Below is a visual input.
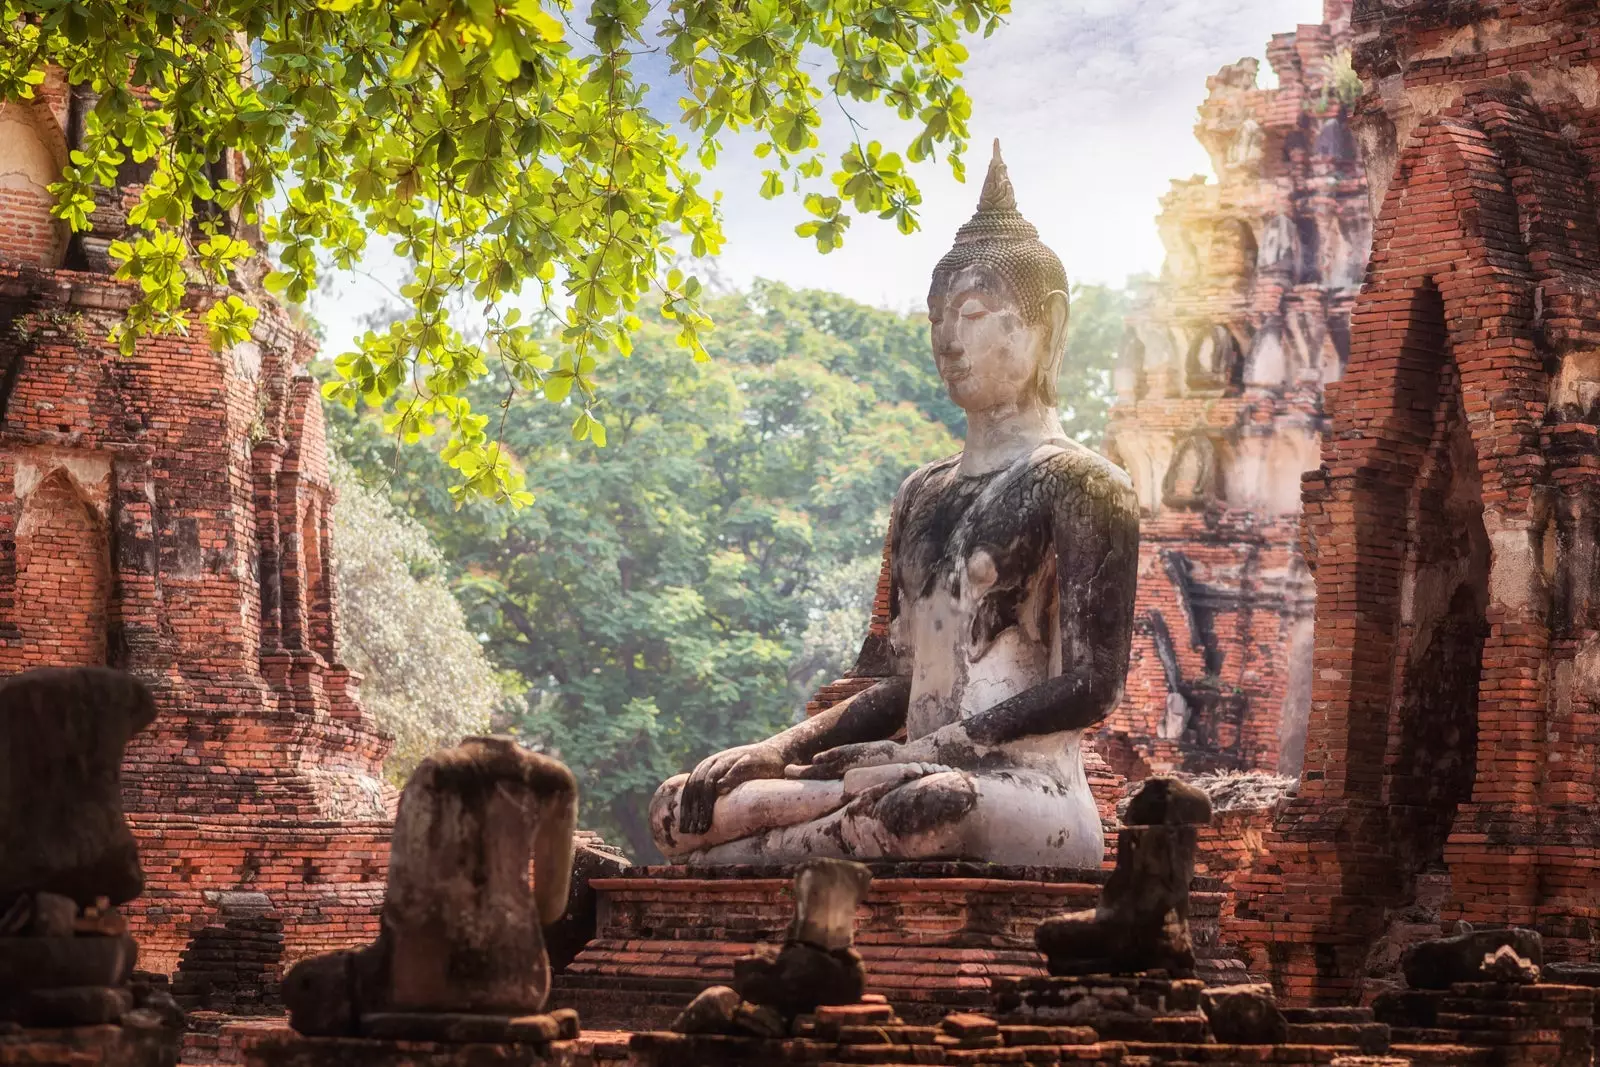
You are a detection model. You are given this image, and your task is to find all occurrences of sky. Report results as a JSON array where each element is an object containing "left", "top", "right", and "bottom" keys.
[{"left": 313, "top": 0, "right": 1327, "bottom": 351}]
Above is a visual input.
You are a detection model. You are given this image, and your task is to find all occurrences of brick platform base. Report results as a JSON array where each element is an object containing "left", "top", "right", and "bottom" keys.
[{"left": 548, "top": 864, "right": 1245, "bottom": 1028}]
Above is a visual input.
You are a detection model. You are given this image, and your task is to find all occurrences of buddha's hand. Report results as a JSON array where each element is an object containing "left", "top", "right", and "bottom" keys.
[
  {"left": 679, "top": 742, "right": 789, "bottom": 835},
  {"left": 785, "top": 739, "right": 903, "bottom": 780}
]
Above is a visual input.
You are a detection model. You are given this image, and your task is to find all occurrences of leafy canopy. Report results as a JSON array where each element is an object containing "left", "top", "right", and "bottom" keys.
[{"left": 1, "top": 0, "right": 1008, "bottom": 503}]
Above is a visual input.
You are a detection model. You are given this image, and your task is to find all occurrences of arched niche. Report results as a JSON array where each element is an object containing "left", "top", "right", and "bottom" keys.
[
  {"left": 1, "top": 468, "right": 110, "bottom": 671},
  {"left": 1209, "top": 218, "right": 1258, "bottom": 284},
  {"left": 1338, "top": 282, "right": 1489, "bottom": 907},
  {"left": 0, "top": 100, "right": 69, "bottom": 268},
  {"left": 1162, "top": 433, "right": 1220, "bottom": 510},
  {"left": 1185, "top": 323, "right": 1244, "bottom": 395}
]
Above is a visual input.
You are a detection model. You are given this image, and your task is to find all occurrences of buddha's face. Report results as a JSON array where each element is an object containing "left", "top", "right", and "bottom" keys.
[{"left": 928, "top": 266, "right": 1048, "bottom": 413}]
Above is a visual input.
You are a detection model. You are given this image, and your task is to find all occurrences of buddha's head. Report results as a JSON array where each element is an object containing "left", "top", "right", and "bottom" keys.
[{"left": 928, "top": 142, "right": 1070, "bottom": 414}]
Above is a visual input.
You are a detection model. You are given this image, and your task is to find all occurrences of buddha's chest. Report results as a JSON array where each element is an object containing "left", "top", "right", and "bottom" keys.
[{"left": 893, "top": 462, "right": 1056, "bottom": 610}]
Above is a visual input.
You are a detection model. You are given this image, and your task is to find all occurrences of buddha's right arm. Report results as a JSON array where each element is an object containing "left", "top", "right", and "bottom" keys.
[{"left": 769, "top": 675, "right": 912, "bottom": 764}]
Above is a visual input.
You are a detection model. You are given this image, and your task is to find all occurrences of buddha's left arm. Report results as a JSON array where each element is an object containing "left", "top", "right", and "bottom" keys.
[{"left": 960, "top": 464, "right": 1140, "bottom": 746}]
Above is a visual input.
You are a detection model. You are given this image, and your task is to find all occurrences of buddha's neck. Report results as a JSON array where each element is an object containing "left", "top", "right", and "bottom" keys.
[{"left": 960, "top": 401, "right": 1063, "bottom": 475}]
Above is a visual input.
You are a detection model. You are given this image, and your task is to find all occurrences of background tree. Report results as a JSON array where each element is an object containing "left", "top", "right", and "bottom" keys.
[
  {"left": 330, "top": 465, "right": 512, "bottom": 779},
  {"left": 329, "top": 278, "right": 1126, "bottom": 855},
  {"left": 1, "top": 0, "right": 1010, "bottom": 502}
]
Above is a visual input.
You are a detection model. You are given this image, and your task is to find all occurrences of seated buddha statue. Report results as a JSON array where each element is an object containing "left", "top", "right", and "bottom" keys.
[{"left": 649, "top": 143, "right": 1139, "bottom": 868}]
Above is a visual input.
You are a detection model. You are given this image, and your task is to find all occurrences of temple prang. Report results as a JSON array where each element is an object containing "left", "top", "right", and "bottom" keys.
[
  {"left": 10, "top": 0, "right": 1600, "bottom": 1062},
  {"left": 1101, "top": 0, "right": 1372, "bottom": 781}
]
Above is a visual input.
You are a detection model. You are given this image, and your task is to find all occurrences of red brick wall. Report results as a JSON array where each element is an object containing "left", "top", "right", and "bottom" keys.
[
  {"left": 0, "top": 77, "right": 398, "bottom": 969},
  {"left": 1229, "top": 0, "right": 1600, "bottom": 1003}
]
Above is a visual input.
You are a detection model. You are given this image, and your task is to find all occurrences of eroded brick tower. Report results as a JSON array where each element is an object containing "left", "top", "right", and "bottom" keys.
[
  {"left": 1230, "top": 0, "right": 1600, "bottom": 1003},
  {"left": 1101, "top": 0, "right": 1372, "bottom": 778},
  {"left": 0, "top": 71, "right": 392, "bottom": 971}
]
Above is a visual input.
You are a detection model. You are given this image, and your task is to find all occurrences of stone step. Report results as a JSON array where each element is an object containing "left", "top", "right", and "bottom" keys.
[
  {"left": 1284, "top": 1021, "right": 1390, "bottom": 1053},
  {"left": 1390, "top": 1043, "right": 1498, "bottom": 1066},
  {"left": 1282, "top": 1006, "right": 1375, "bottom": 1024}
]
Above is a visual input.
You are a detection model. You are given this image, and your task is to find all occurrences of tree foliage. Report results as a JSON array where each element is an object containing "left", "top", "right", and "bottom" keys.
[
  {"left": 330, "top": 463, "right": 511, "bottom": 780},
  {"left": 1, "top": 0, "right": 1009, "bottom": 502},
  {"left": 329, "top": 279, "right": 1126, "bottom": 855}
]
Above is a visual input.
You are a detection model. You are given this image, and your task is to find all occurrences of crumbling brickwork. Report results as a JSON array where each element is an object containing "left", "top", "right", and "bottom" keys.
[
  {"left": 0, "top": 77, "right": 393, "bottom": 974},
  {"left": 1101, "top": 0, "right": 1372, "bottom": 780},
  {"left": 1229, "top": 0, "right": 1600, "bottom": 1004}
]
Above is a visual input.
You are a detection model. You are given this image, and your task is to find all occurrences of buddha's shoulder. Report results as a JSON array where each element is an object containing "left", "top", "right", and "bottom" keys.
[
  {"left": 894, "top": 453, "right": 963, "bottom": 498},
  {"left": 1025, "top": 440, "right": 1137, "bottom": 506}
]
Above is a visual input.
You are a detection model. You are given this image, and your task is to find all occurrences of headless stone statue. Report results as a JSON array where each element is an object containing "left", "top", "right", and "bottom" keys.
[
  {"left": 281, "top": 737, "right": 578, "bottom": 1037},
  {"left": 650, "top": 143, "right": 1140, "bottom": 868}
]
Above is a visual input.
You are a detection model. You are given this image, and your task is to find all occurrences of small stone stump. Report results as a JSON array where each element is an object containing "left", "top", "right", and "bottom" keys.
[
  {"left": 0, "top": 667, "right": 183, "bottom": 1067},
  {"left": 264, "top": 738, "right": 581, "bottom": 1067},
  {"left": 669, "top": 859, "right": 873, "bottom": 1039},
  {"left": 1035, "top": 777, "right": 1211, "bottom": 978}
]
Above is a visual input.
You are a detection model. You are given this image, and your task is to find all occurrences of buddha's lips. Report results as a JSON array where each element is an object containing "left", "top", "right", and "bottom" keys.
[{"left": 941, "top": 361, "right": 972, "bottom": 382}]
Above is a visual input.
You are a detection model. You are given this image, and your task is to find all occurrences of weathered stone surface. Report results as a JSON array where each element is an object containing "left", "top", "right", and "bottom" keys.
[
  {"left": 732, "top": 941, "right": 866, "bottom": 1019},
  {"left": 1400, "top": 929, "right": 1542, "bottom": 990},
  {"left": 0, "top": 668, "right": 155, "bottom": 909},
  {"left": 650, "top": 143, "right": 1138, "bottom": 870},
  {"left": 1202, "top": 983, "right": 1288, "bottom": 1044},
  {"left": 385, "top": 737, "right": 576, "bottom": 1015},
  {"left": 1123, "top": 776, "right": 1212, "bottom": 827},
  {"left": 1036, "top": 777, "right": 1206, "bottom": 977},
  {"left": 785, "top": 858, "right": 871, "bottom": 951},
  {"left": 282, "top": 738, "right": 579, "bottom": 1037},
  {"left": 672, "top": 987, "right": 741, "bottom": 1035}
]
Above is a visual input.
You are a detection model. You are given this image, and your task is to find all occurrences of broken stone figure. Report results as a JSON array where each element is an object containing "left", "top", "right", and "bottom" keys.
[
  {"left": 1035, "top": 777, "right": 1212, "bottom": 977},
  {"left": 674, "top": 859, "right": 873, "bottom": 1036},
  {"left": 280, "top": 737, "right": 579, "bottom": 1040},
  {"left": 651, "top": 142, "right": 1140, "bottom": 868},
  {"left": 0, "top": 666, "right": 181, "bottom": 1031}
]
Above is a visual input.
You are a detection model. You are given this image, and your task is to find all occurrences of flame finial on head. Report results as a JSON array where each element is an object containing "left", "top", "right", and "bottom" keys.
[{"left": 977, "top": 139, "right": 1017, "bottom": 214}]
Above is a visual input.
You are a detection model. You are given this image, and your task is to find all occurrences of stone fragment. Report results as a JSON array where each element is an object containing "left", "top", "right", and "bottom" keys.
[
  {"left": 732, "top": 940, "right": 866, "bottom": 1018},
  {"left": 280, "top": 737, "right": 579, "bottom": 1038},
  {"left": 672, "top": 986, "right": 741, "bottom": 1035},
  {"left": 1122, "top": 777, "right": 1213, "bottom": 828},
  {"left": 385, "top": 737, "right": 577, "bottom": 1015},
  {"left": 1401, "top": 928, "right": 1542, "bottom": 990},
  {"left": 0, "top": 667, "right": 157, "bottom": 909},
  {"left": 1480, "top": 944, "right": 1540, "bottom": 984},
  {"left": 729, "top": 1002, "right": 786, "bottom": 1038},
  {"left": 787, "top": 858, "right": 873, "bottom": 950},
  {"left": 1035, "top": 777, "right": 1208, "bottom": 977},
  {"left": 1200, "top": 983, "right": 1288, "bottom": 1044}
]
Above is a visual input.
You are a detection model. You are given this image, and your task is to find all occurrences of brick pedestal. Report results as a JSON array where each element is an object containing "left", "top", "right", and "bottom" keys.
[{"left": 548, "top": 864, "right": 1243, "bottom": 1029}]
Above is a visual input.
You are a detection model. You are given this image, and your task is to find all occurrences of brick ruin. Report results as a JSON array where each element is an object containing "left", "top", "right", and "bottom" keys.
[
  {"left": 11, "top": 0, "right": 1600, "bottom": 1062},
  {"left": 1101, "top": 0, "right": 1372, "bottom": 780},
  {"left": 1228, "top": 0, "right": 1600, "bottom": 1005},
  {"left": 0, "top": 70, "right": 393, "bottom": 974}
]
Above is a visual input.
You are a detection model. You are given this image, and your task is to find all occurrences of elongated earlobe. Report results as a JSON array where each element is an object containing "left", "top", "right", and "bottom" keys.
[{"left": 1036, "top": 289, "right": 1071, "bottom": 406}]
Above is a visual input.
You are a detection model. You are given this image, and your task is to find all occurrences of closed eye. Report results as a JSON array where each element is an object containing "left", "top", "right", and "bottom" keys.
[{"left": 961, "top": 308, "right": 989, "bottom": 320}]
